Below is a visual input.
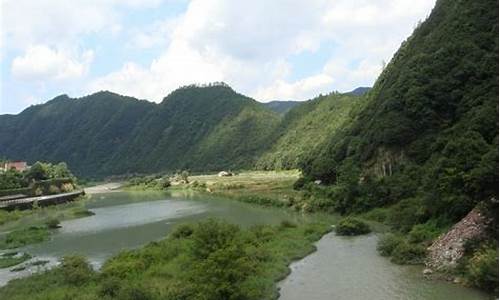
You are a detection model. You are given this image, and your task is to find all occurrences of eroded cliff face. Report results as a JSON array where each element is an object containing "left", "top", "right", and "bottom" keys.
[
  {"left": 364, "top": 147, "right": 406, "bottom": 179},
  {"left": 426, "top": 207, "right": 489, "bottom": 271}
]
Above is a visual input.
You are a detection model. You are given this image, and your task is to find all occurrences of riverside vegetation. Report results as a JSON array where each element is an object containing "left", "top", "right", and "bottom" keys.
[
  {"left": 0, "top": 0, "right": 497, "bottom": 296},
  {"left": 0, "top": 219, "right": 331, "bottom": 300}
]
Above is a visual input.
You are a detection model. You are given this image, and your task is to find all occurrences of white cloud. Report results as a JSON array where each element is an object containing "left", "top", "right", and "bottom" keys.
[
  {"left": 2, "top": 0, "right": 435, "bottom": 108},
  {"left": 128, "top": 18, "right": 181, "bottom": 49},
  {"left": 11, "top": 45, "right": 94, "bottom": 81},
  {"left": 88, "top": 0, "right": 435, "bottom": 102},
  {"left": 0, "top": 0, "right": 172, "bottom": 51},
  {"left": 254, "top": 74, "right": 334, "bottom": 101}
]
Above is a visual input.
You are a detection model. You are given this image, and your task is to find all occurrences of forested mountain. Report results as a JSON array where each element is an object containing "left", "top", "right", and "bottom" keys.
[
  {"left": 348, "top": 87, "right": 371, "bottom": 96},
  {"left": 300, "top": 0, "right": 498, "bottom": 226},
  {"left": 0, "top": 92, "right": 155, "bottom": 177},
  {"left": 103, "top": 84, "right": 280, "bottom": 175},
  {"left": 264, "top": 101, "right": 300, "bottom": 114},
  {"left": 257, "top": 92, "right": 361, "bottom": 170},
  {"left": 0, "top": 85, "right": 280, "bottom": 177}
]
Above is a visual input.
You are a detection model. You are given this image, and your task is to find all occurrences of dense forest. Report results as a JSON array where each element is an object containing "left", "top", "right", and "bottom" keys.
[
  {"left": 0, "top": 84, "right": 365, "bottom": 178},
  {"left": 296, "top": 0, "right": 498, "bottom": 291}
]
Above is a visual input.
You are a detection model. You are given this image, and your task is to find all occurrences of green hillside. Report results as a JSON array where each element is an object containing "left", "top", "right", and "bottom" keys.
[
  {"left": 102, "top": 84, "right": 280, "bottom": 175},
  {"left": 302, "top": 0, "right": 498, "bottom": 217},
  {"left": 257, "top": 92, "right": 362, "bottom": 170},
  {"left": 0, "top": 92, "right": 155, "bottom": 177},
  {"left": 297, "top": 0, "right": 498, "bottom": 288},
  {"left": 264, "top": 100, "right": 300, "bottom": 114},
  {"left": 0, "top": 84, "right": 281, "bottom": 178}
]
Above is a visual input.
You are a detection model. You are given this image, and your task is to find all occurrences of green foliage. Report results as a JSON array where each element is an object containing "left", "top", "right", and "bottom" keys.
[
  {"left": 0, "top": 161, "right": 76, "bottom": 196},
  {"left": 60, "top": 255, "right": 95, "bottom": 286},
  {"left": 390, "top": 241, "right": 426, "bottom": 265},
  {"left": 299, "top": 0, "right": 498, "bottom": 240},
  {"left": 377, "top": 233, "right": 426, "bottom": 264},
  {"left": 257, "top": 92, "right": 360, "bottom": 170},
  {"left": 0, "top": 226, "right": 50, "bottom": 249},
  {"left": 0, "top": 219, "right": 331, "bottom": 300},
  {"left": 0, "top": 85, "right": 284, "bottom": 178},
  {"left": 465, "top": 243, "right": 499, "bottom": 292},
  {"left": 171, "top": 223, "right": 195, "bottom": 239},
  {"left": 180, "top": 170, "right": 189, "bottom": 183},
  {"left": 377, "top": 220, "right": 443, "bottom": 265},
  {"left": 45, "top": 218, "right": 61, "bottom": 229},
  {"left": 335, "top": 217, "right": 371, "bottom": 236},
  {"left": 377, "top": 233, "right": 404, "bottom": 257},
  {"left": 0, "top": 169, "right": 25, "bottom": 190},
  {"left": 0, "top": 252, "right": 31, "bottom": 268}
]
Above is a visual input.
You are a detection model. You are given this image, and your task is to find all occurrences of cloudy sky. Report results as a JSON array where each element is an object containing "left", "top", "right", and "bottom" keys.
[{"left": 0, "top": 0, "right": 435, "bottom": 114}]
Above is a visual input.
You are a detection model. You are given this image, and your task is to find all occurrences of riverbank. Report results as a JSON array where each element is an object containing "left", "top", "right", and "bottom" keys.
[
  {"left": 124, "top": 170, "right": 497, "bottom": 295},
  {"left": 0, "top": 218, "right": 331, "bottom": 300},
  {"left": 84, "top": 182, "right": 123, "bottom": 194}
]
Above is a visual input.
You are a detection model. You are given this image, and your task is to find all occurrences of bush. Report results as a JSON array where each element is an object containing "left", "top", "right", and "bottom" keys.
[
  {"left": 293, "top": 177, "right": 307, "bottom": 190},
  {"left": 60, "top": 255, "right": 95, "bottom": 285},
  {"left": 160, "top": 177, "right": 171, "bottom": 189},
  {"left": 98, "top": 277, "right": 123, "bottom": 297},
  {"left": 117, "top": 283, "right": 152, "bottom": 300},
  {"left": 171, "top": 224, "right": 195, "bottom": 239},
  {"left": 45, "top": 218, "right": 61, "bottom": 229},
  {"left": 280, "top": 220, "right": 297, "bottom": 228},
  {"left": 362, "top": 207, "right": 389, "bottom": 223},
  {"left": 48, "top": 185, "right": 61, "bottom": 195},
  {"left": 335, "top": 217, "right": 371, "bottom": 236},
  {"left": 377, "top": 233, "right": 404, "bottom": 256},
  {"left": 465, "top": 244, "right": 499, "bottom": 292},
  {"left": 407, "top": 221, "right": 441, "bottom": 244},
  {"left": 390, "top": 241, "right": 426, "bottom": 265}
]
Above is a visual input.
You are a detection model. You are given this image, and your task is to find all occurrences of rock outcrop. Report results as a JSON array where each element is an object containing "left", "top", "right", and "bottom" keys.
[{"left": 426, "top": 208, "right": 488, "bottom": 271}]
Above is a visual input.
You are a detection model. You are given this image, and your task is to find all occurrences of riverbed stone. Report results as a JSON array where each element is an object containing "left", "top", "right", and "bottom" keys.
[{"left": 423, "top": 268, "right": 433, "bottom": 275}]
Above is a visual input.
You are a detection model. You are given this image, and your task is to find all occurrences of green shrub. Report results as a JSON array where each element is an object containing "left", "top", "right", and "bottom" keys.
[
  {"left": 465, "top": 244, "right": 498, "bottom": 292},
  {"left": 390, "top": 241, "right": 426, "bottom": 265},
  {"left": 98, "top": 276, "right": 122, "bottom": 297},
  {"left": 117, "top": 283, "right": 152, "bottom": 300},
  {"left": 377, "top": 233, "right": 404, "bottom": 257},
  {"left": 160, "top": 177, "right": 171, "bottom": 189},
  {"left": 280, "top": 220, "right": 297, "bottom": 228},
  {"left": 171, "top": 224, "right": 195, "bottom": 239},
  {"left": 408, "top": 221, "right": 441, "bottom": 244},
  {"left": 60, "top": 255, "right": 95, "bottom": 285},
  {"left": 293, "top": 177, "right": 307, "bottom": 190},
  {"left": 335, "top": 217, "right": 371, "bottom": 236},
  {"left": 362, "top": 207, "right": 389, "bottom": 223},
  {"left": 45, "top": 218, "right": 61, "bottom": 229}
]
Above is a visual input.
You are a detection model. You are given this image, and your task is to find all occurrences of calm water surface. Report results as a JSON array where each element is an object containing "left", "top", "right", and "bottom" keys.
[{"left": 0, "top": 191, "right": 491, "bottom": 299}]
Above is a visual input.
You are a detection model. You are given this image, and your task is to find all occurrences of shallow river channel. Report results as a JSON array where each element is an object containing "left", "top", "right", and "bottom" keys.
[{"left": 0, "top": 191, "right": 491, "bottom": 299}]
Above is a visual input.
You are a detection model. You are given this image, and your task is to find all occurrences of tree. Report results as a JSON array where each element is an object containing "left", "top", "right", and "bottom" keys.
[
  {"left": 25, "top": 162, "right": 49, "bottom": 182},
  {"left": 181, "top": 170, "right": 189, "bottom": 183}
]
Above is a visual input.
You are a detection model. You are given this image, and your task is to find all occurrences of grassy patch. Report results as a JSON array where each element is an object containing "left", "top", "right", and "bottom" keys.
[
  {"left": 0, "top": 252, "right": 31, "bottom": 268},
  {"left": 0, "top": 226, "right": 50, "bottom": 249},
  {"left": 0, "top": 218, "right": 331, "bottom": 300}
]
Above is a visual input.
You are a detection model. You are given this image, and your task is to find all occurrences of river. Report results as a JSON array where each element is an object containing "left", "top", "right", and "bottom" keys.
[{"left": 0, "top": 191, "right": 491, "bottom": 299}]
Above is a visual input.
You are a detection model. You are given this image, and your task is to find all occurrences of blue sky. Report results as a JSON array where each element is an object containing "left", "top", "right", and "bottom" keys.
[{"left": 0, "top": 0, "right": 435, "bottom": 114}]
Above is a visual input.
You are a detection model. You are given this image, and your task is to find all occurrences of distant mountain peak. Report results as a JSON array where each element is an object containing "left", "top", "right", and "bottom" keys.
[
  {"left": 264, "top": 100, "right": 301, "bottom": 114},
  {"left": 348, "top": 87, "right": 371, "bottom": 96}
]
